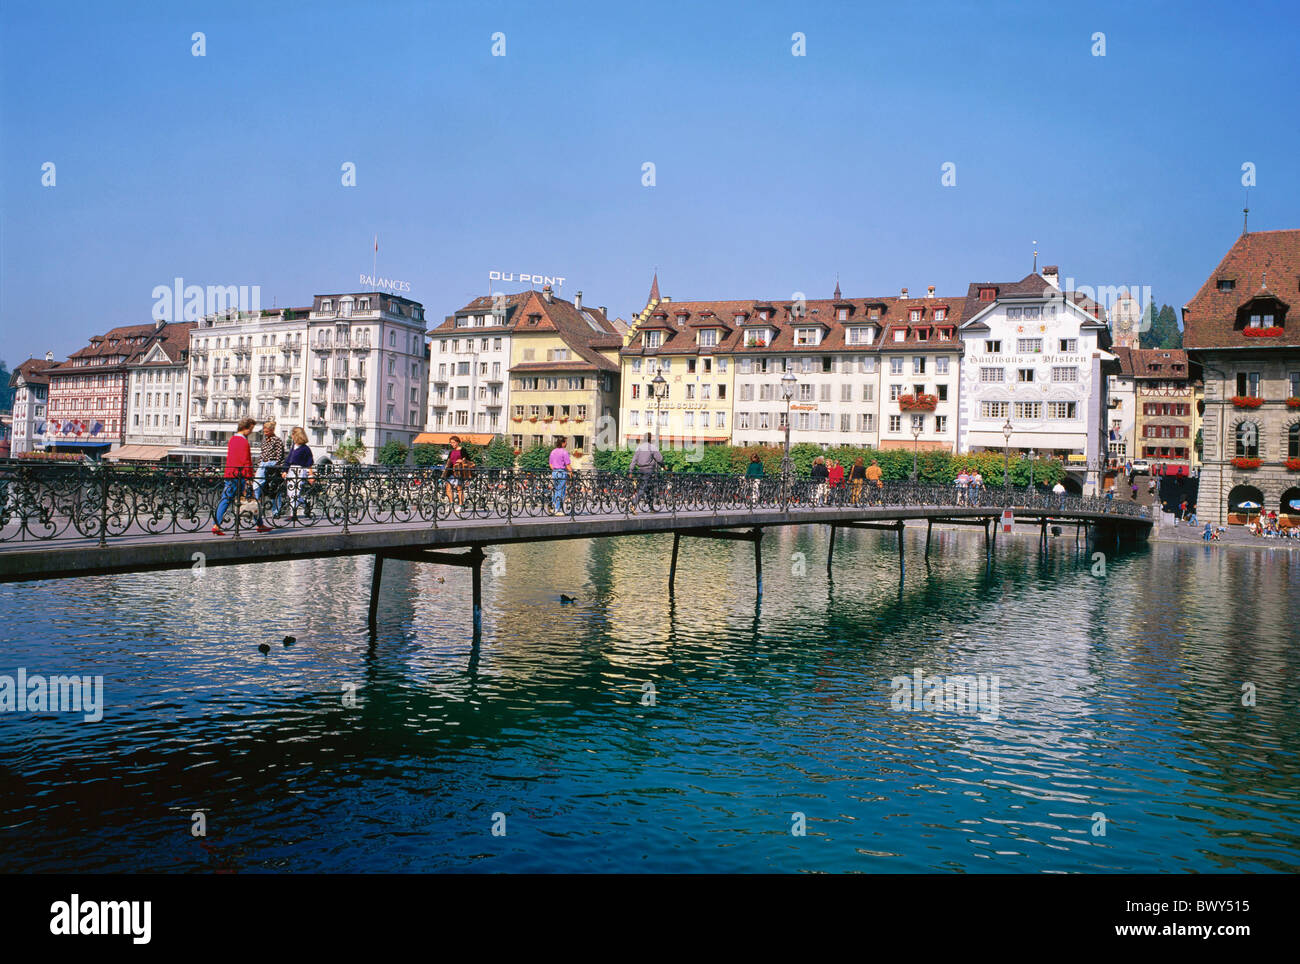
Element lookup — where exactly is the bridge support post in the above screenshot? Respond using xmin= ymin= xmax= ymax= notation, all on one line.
xmin=368 ymin=552 xmax=384 ymax=629
xmin=827 ymin=524 xmax=837 ymax=576
xmin=753 ymin=528 xmax=763 ymax=596
xmin=985 ymin=518 xmax=991 ymax=558
xmin=925 ymin=518 xmax=933 ymax=559
xmin=897 ymin=520 xmax=905 ymax=574
xmin=668 ymin=531 xmax=681 ymax=594
xmin=470 ymin=545 xmax=484 ymax=642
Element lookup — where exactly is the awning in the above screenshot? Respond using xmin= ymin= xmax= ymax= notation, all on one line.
xmin=105 ymin=444 xmax=174 ymax=462
xmin=412 ymin=433 xmax=495 ymax=446
xmin=968 ymin=431 xmax=1085 ymax=450
xmin=48 ymin=439 xmax=111 ymax=448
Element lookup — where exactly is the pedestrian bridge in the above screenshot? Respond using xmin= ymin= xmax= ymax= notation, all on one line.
xmin=0 ymin=463 xmax=1149 ymax=636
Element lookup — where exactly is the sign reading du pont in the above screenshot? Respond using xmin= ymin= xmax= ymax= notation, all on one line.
xmin=489 ymin=271 xmax=566 ymax=288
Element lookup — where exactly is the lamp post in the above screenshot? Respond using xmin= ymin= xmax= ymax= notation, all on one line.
xmin=651 ymin=372 xmax=667 ymax=448
xmin=1028 ymin=448 xmax=1036 ymax=490
xmin=1002 ymin=418 xmax=1013 ymax=489
xmin=910 ymin=417 xmax=921 ymax=481
xmin=780 ymin=370 xmax=797 ymax=503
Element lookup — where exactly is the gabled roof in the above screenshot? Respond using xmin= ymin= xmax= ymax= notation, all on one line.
xmin=1184 ymin=229 xmax=1300 ymax=349
xmin=1114 ymin=347 xmax=1196 ymax=380
xmin=8 ymin=357 xmax=56 ymax=388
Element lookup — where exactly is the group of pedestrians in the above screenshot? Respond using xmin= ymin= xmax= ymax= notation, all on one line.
xmin=954 ymin=470 xmax=985 ymax=505
xmin=212 ymin=418 xmax=316 ymax=535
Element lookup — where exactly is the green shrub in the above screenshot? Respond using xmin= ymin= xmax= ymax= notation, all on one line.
xmin=376 ymin=440 xmax=409 ymax=466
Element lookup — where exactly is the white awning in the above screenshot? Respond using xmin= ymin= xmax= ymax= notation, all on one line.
xmin=968 ymin=431 xmax=1086 ymax=450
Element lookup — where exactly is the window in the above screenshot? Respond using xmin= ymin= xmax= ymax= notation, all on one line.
xmin=937 ymin=384 xmax=948 ymax=401
xmin=1051 ymin=367 xmax=1078 ymax=382
xmin=1017 ymin=368 xmax=1035 ymax=383
xmin=699 ymin=328 xmax=717 ymax=347
xmin=1059 ymin=338 xmax=1077 ymax=352
xmin=980 ymin=401 xmax=1009 ymax=419
xmin=840 ymin=413 xmax=851 ymax=432
xmin=798 ymin=384 xmax=814 ymax=402
xmin=889 ymin=384 xmax=901 ymax=401
xmin=893 ymin=329 xmax=906 ymax=342
xmin=1007 ymin=307 xmax=1021 ymax=319
xmin=848 ymin=327 xmax=874 ymax=345
xmin=913 ymin=356 xmax=926 ymax=374
xmin=935 ymin=357 xmax=949 ymax=375
xmin=935 ymin=415 xmax=947 ymax=433
xmin=1017 ymin=338 xmax=1043 ymax=353
xmin=1014 ymin=402 xmax=1041 ymax=419
xmin=1047 ymin=402 xmax=1077 ymax=419
xmin=979 ymin=367 xmax=1004 ymax=383
xmin=737 ymin=413 xmax=751 ymax=430
xmin=1289 ymin=424 xmax=1300 ymax=459
xmin=984 ymin=340 xmax=1001 ymax=353
xmin=1235 ymin=422 xmax=1258 ymax=458
xmin=890 ymin=357 xmax=904 ymax=375
xmin=794 ymin=328 xmax=820 ymax=346
xmin=860 ymin=413 xmax=875 ymax=432
xmin=889 ymin=415 xmax=901 ymax=432
xmin=841 ymin=383 xmax=853 ymax=402
xmin=1217 ymin=279 xmax=1236 ymax=292
xmin=1236 ymin=372 xmax=1261 ymax=397
xmin=862 ymin=384 xmax=874 ymax=402
xmin=644 ymin=331 xmax=663 ymax=349
xmin=1290 ymin=372 xmax=1300 ymax=398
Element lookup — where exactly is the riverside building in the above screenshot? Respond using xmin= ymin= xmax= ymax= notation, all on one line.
xmin=957 ymin=267 xmax=1113 ymax=494
xmin=116 ymin=321 xmax=195 ymax=461
xmin=1183 ymin=227 xmax=1300 ymax=525
xmin=7 ymin=354 xmax=55 ymax=456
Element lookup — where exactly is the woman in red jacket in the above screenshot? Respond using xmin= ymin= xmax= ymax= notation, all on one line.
xmin=213 ymin=418 xmax=270 ymax=534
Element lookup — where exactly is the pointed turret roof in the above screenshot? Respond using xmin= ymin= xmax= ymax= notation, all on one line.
xmin=833 ymin=277 xmax=841 ymax=300
xmin=648 ymin=271 xmax=660 ymax=304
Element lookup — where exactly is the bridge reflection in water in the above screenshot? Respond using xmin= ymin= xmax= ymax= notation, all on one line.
xmin=0 ymin=463 xmax=1150 ymax=642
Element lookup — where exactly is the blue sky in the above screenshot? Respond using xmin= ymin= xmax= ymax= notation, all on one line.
xmin=2 ymin=0 xmax=1298 ymax=364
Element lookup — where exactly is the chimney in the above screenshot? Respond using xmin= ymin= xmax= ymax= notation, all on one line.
xmin=155 ymin=317 xmax=165 ymax=331
xmin=901 ymin=287 xmax=909 ymax=299
xmin=542 ymin=284 xmax=553 ymax=303
xmin=574 ymin=290 xmax=583 ymax=310
xmin=45 ymin=351 xmax=54 ymax=362
xmin=1042 ymin=265 xmax=1060 ymax=288
xmin=598 ymin=305 xmax=607 ymax=317
xmin=661 ymin=296 xmax=671 ymax=305
xmin=927 ymin=285 xmax=935 ymax=298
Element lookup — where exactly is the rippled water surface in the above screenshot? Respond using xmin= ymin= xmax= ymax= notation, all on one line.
xmin=1 ymin=526 xmax=1297 ymax=873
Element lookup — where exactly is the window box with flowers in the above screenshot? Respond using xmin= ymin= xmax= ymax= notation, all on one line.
xmin=1242 ymin=326 xmax=1285 ymax=337
xmin=1286 ymin=458 xmax=1300 ymax=472
xmin=512 ymin=448 xmax=521 ymax=456
xmin=542 ymin=416 xmax=554 ymax=423
xmin=1231 ymin=396 xmax=1264 ymax=409
xmin=574 ymin=416 xmax=585 ymax=423
xmin=573 ymin=449 xmax=585 ymax=459
xmin=559 ymin=416 xmax=569 ymax=423
xmin=898 ymin=393 xmax=938 ymax=412
xmin=528 ymin=416 xmax=538 ymax=422
xmin=1231 ymin=457 xmax=1262 ymax=469
xmin=1287 ymin=397 xmax=1300 ymax=409
xmin=511 ymin=415 xmax=523 ymax=422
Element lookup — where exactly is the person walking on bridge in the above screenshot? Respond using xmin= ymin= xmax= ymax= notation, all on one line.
xmin=865 ymin=458 xmax=883 ymax=504
xmin=745 ymin=452 xmax=765 ymax=506
xmin=848 ymin=457 xmax=867 ymax=504
xmin=628 ymin=432 xmax=664 ymax=513
xmin=213 ymin=417 xmax=268 ymax=535
xmin=548 ymin=437 xmax=572 ymax=516
xmin=253 ymin=419 xmax=286 ymax=518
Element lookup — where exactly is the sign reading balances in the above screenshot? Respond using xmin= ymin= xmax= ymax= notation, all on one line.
xmin=359 ymin=274 xmax=411 ymax=293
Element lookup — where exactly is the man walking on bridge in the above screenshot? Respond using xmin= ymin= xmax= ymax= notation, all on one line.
xmin=213 ymin=417 xmax=269 ymax=535
xmin=628 ymin=432 xmax=664 ymax=514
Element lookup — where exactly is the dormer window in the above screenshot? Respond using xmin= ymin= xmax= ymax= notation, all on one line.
xmin=837 ymin=307 xmax=848 ymax=321
xmin=848 ymin=327 xmax=875 ymax=345
xmin=1217 ymin=279 xmax=1235 ymax=292
xmin=979 ymin=287 xmax=997 ymax=301
xmin=1235 ymin=295 xmax=1287 ymax=331
xmin=676 ymin=314 xmax=688 ymax=327
xmin=915 ymin=327 xmax=929 ymax=342
xmin=322 ymin=300 xmax=332 ymax=311
xmin=528 ymin=313 xmax=541 ymax=325
xmin=758 ymin=310 xmax=770 ymax=321
xmin=734 ymin=314 xmax=746 ymax=325
xmin=744 ymin=329 xmax=770 ymax=348
xmin=909 ymin=309 xmax=922 ymax=322
xmin=644 ymin=330 xmax=663 ymax=349
xmin=934 ymin=308 xmax=947 ymax=321
xmin=794 ymin=328 xmax=821 ymax=346
xmin=698 ymin=328 xmax=718 ymax=347
xmin=893 ymin=329 xmax=906 ymax=342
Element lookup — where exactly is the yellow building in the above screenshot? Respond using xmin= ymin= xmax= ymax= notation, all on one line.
xmin=505 ymin=286 xmax=622 ymax=465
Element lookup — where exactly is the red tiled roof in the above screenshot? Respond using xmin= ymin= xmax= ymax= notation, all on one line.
xmin=8 ymin=357 xmax=56 ymax=388
xmin=1183 ymin=229 xmax=1300 ymax=349
xmin=1114 ymin=346 xmax=1196 ymax=380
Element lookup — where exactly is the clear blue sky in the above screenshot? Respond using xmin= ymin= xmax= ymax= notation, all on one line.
xmin=2 ymin=0 xmax=1298 ymax=364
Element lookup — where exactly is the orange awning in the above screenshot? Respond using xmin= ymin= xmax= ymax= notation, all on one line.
xmin=412 ymin=433 xmax=495 ymax=446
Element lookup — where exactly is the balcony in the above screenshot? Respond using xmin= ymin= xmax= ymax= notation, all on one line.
xmin=308 ymin=417 xmax=325 ymax=428
xmin=351 ymin=341 xmax=371 ymax=352
xmin=311 ymin=342 xmax=333 ymax=352
xmin=350 ymin=371 xmax=366 ymax=381
xmin=310 ymin=394 xmax=327 ymax=405
xmin=312 ymin=371 xmax=328 ymax=381
xmin=275 ymin=387 xmax=291 ymax=398
xmin=348 ymin=394 xmax=365 ymax=404
xmin=232 ymin=345 xmax=252 ymax=357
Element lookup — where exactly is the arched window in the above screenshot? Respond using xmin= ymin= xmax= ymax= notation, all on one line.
xmin=1236 ymin=421 xmax=1259 ymax=458
xmin=1289 ymin=423 xmax=1300 ymax=459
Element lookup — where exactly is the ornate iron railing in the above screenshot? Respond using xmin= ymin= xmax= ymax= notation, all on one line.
xmin=0 ymin=461 xmax=1149 ymax=546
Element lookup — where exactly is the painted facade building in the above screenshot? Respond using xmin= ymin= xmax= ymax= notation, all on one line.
xmin=1183 ymin=228 xmax=1300 ymax=524
xmin=1123 ymin=348 xmax=1200 ymax=477
xmin=957 ymin=270 xmax=1113 ymax=493
xmin=7 ymin=355 xmax=55 ymax=457
xmin=119 ymin=322 xmax=195 ymax=460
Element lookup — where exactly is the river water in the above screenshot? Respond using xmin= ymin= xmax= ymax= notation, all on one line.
xmin=1 ymin=525 xmax=1297 ymax=873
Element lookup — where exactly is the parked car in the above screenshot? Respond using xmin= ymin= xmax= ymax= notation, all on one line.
xmin=1130 ymin=459 xmax=1151 ymax=475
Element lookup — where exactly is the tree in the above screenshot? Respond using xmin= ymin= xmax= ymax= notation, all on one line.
xmin=412 ymin=444 xmax=442 ymax=467
xmin=334 ymin=437 xmax=366 ymax=464
xmin=1140 ymin=303 xmax=1183 ymax=350
xmin=0 ymin=359 xmax=13 ymax=413
xmin=485 ymin=434 xmax=515 ymax=469
xmin=517 ymin=442 xmax=551 ymax=471
xmin=376 ymin=440 xmax=408 ymax=466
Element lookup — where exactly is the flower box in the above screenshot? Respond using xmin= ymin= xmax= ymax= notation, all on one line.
xmin=542 ymin=417 xmax=554 ymax=423
xmin=575 ymin=416 xmax=585 ymax=423
xmin=511 ymin=416 xmax=523 ymax=422
xmin=528 ymin=416 xmax=538 ymax=422
xmin=1286 ymin=458 xmax=1300 ymax=472
xmin=1231 ymin=396 xmax=1264 ymax=409
xmin=898 ymin=393 xmax=939 ymax=412
xmin=1231 ymin=457 xmax=1262 ymax=469
xmin=559 ymin=416 xmax=569 ymax=423
xmin=1243 ymin=326 xmax=1285 ymax=337
xmin=512 ymin=448 xmax=521 ymax=456
xmin=1287 ymin=398 xmax=1300 ymax=409
xmin=573 ymin=450 xmax=585 ymax=458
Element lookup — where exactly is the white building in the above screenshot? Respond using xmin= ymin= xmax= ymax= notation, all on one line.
xmin=306 ymin=293 xmax=428 ymax=457
xmin=876 ymin=289 xmax=964 ymax=454
xmin=957 ymin=270 xmax=1113 ymax=493
xmin=117 ymin=321 xmax=195 ymax=461
xmin=1106 ymin=352 xmax=1137 ymax=466
xmin=424 ymin=293 xmax=517 ymax=439
xmin=7 ymin=354 xmax=55 ymax=456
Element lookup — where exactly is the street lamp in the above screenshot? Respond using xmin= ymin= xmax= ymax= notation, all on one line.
xmin=780 ymin=369 xmax=797 ymax=487
xmin=1028 ymin=449 xmax=1036 ymax=490
xmin=1002 ymin=418 xmax=1013 ymax=488
xmin=910 ymin=417 xmax=922 ymax=481
xmin=651 ymin=372 xmax=667 ymax=447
